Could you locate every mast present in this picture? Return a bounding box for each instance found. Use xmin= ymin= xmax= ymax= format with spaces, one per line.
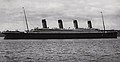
xmin=101 ymin=12 xmax=106 ymax=33
xmin=22 ymin=7 xmax=29 ymax=32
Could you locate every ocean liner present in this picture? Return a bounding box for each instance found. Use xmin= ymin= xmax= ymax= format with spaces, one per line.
xmin=2 ymin=7 xmax=117 ymax=39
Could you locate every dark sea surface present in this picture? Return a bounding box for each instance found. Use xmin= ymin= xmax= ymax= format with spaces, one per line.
xmin=0 ymin=37 xmax=120 ymax=62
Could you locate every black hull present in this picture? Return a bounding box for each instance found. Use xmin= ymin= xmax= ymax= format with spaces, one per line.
xmin=3 ymin=32 xmax=117 ymax=39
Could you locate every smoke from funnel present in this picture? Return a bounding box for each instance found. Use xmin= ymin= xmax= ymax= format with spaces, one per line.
xmin=42 ymin=19 xmax=47 ymax=28
xmin=88 ymin=21 xmax=92 ymax=28
xmin=58 ymin=19 xmax=63 ymax=29
xmin=73 ymin=20 xmax=78 ymax=29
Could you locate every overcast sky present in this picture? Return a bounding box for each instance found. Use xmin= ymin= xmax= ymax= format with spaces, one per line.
xmin=0 ymin=0 xmax=120 ymax=31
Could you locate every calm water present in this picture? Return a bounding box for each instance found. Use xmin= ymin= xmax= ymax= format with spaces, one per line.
xmin=0 ymin=37 xmax=120 ymax=62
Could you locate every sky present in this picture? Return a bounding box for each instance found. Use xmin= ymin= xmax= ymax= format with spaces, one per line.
xmin=0 ymin=0 xmax=120 ymax=31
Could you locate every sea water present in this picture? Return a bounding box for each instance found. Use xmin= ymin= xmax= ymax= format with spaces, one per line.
xmin=0 ymin=37 xmax=120 ymax=62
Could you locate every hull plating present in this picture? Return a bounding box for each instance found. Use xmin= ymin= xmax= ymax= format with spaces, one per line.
xmin=3 ymin=32 xmax=117 ymax=39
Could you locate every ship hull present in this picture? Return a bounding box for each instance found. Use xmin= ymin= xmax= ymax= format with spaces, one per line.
xmin=3 ymin=32 xmax=117 ymax=39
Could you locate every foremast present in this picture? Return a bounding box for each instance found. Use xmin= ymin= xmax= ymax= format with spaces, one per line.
xmin=101 ymin=12 xmax=106 ymax=33
xmin=22 ymin=7 xmax=29 ymax=32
